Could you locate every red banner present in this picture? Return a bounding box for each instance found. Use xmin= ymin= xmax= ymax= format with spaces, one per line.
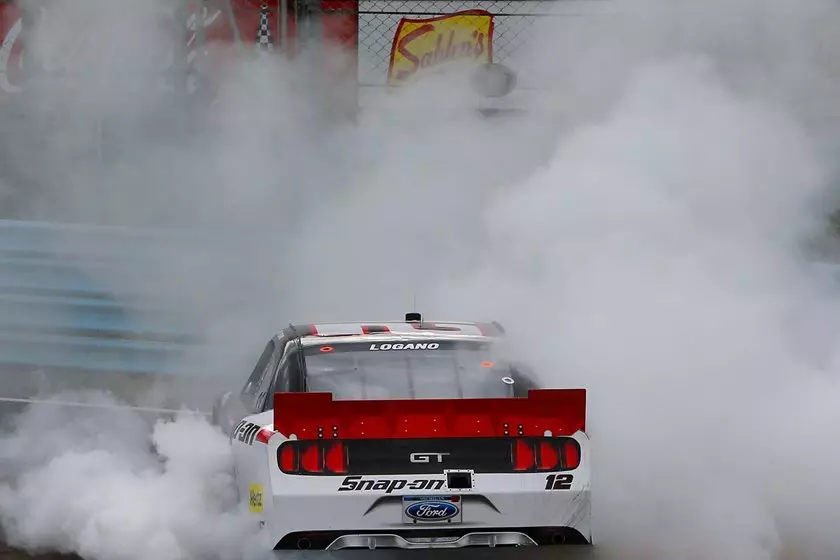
xmin=0 ymin=0 xmax=296 ymax=100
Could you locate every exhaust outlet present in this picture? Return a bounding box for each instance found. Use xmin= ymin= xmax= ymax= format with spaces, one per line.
xmin=297 ymin=538 xmax=312 ymax=550
xmin=550 ymin=533 xmax=566 ymax=545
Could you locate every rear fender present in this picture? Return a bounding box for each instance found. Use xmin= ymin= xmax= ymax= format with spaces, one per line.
xmin=230 ymin=410 xmax=275 ymax=522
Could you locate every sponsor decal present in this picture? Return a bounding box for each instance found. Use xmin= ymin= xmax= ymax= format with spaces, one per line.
xmin=338 ymin=475 xmax=446 ymax=494
xmin=387 ymin=9 xmax=494 ymax=87
xmin=369 ymin=342 xmax=440 ymax=351
xmin=544 ymin=473 xmax=574 ymax=491
xmin=404 ymin=499 xmax=460 ymax=522
xmin=249 ymin=483 xmax=264 ymax=513
xmin=233 ymin=419 xmax=261 ymax=446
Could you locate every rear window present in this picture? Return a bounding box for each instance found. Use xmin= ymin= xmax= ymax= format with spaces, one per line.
xmin=303 ymin=339 xmax=515 ymax=400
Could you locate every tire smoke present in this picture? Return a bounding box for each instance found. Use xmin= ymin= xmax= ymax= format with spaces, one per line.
xmin=1 ymin=0 xmax=840 ymax=559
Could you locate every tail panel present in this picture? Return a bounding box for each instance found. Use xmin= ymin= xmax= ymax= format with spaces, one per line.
xmin=276 ymin=435 xmax=582 ymax=475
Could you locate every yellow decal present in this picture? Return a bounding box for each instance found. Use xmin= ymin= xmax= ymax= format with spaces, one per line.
xmin=387 ymin=9 xmax=494 ymax=86
xmin=249 ymin=484 xmax=264 ymax=513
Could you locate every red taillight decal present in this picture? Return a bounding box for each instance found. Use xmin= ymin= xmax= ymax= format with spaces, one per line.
xmin=563 ymin=440 xmax=581 ymax=469
xmin=514 ymin=437 xmax=580 ymax=472
xmin=361 ymin=325 xmax=391 ymax=334
xmin=538 ymin=440 xmax=560 ymax=470
xmin=324 ymin=442 xmax=347 ymax=473
xmin=279 ymin=445 xmax=297 ymax=471
xmin=278 ymin=437 xmax=579 ymax=476
xmin=300 ymin=444 xmax=321 ymax=473
xmin=513 ymin=439 xmax=535 ymax=471
xmin=278 ymin=441 xmax=347 ymax=475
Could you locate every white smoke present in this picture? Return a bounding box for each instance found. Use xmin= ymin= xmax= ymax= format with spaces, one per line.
xmin=431 ymin=55 xmax=840 ymax=558
xmin=2 ymin=0 xmax=840 ymax=559
xmin=0 ymin=392 xmax=254 ymax=560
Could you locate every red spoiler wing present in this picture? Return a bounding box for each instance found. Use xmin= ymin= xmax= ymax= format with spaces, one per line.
xmin=274 ymin=389 xmax=586 ymax=440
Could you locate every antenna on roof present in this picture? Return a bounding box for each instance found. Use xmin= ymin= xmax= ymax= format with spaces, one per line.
xmin=406 ymin=292 xmax=422 ymax=322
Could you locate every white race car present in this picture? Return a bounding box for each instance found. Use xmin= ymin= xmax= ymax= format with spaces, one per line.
xmin=211 ymin=313 xmax=592 ymax=551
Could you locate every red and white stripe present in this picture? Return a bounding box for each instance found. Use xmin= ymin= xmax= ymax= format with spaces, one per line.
xmin=305 ymin=322 xmax=492 ymax=337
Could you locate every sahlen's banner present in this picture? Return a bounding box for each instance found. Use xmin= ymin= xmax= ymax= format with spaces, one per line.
xmin=387 ymin=9 xmax=494 ymax=86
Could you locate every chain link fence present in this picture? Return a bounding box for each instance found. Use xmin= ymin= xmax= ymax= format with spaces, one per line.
xmin=357 ymin=0 xmax=547 ymax=87
xmin=299 ymin=0 xmax=612 ymax=108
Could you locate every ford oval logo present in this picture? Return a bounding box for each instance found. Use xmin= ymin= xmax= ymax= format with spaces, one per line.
xmin=405 ymin=501 xmax=459 ymax=521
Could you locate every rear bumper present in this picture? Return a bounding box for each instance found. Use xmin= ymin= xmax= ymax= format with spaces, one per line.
xmin=264 ymin=467 xmax=592 ymax=550
xmin=264 ymin=484 xmax=591 ymax=548
xmin=274 ymin=526 xmax=591 ymax=550
xmin=266 ymin=479 xmax=591 ymax=550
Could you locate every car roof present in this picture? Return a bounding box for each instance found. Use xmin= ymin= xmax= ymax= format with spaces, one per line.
xmin=278 ymin=319 xmax=505 ymax=347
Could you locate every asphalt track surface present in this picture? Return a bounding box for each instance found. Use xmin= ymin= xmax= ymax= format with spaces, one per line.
xmin=0 ymin=544 xmax=76 ymax=560
xmin=0 ymin=546 xmax=606 ymax=560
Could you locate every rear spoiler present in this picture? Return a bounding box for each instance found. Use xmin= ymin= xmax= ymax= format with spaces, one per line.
xmin=274 ymin=389 xmax=586 ymax=440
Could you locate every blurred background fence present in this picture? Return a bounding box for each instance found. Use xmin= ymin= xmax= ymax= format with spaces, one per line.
xmin=0 ymin=219 xmax=268 ymax=407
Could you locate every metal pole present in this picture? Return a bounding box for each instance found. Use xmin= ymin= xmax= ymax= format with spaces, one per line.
xmin=172 ymin=0 xmax=188 ymax=96
xmin=96 ymin=117 xmax=103 ymax=162
xmin=280 ymin=0 xmax=288 ymax=55
xmin=169 ymin=0 xmax=189 ymax=138
xmin=195 ymin=0 xmax=207 ymax=66
xmin=217 ymin=0 xmax=248 ymax=55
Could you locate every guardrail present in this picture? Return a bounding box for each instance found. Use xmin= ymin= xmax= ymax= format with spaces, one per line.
xmin=0 ymin=219 xmax=257 ymax=379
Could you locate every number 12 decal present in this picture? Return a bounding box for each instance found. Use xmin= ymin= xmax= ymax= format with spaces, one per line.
xmin=545 ymin=474 xmax=574 ymax=490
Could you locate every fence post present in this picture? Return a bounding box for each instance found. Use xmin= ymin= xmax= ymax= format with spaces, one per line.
xmin=217 ymin=0 xmax=248 ymax=55
xmin=280 ymin=0 xmax=289 ymax=54
xmin=172 ymin=0 xmax=189 ymax=97
xmin=318 ymin=0 xmax=359 ymax=120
